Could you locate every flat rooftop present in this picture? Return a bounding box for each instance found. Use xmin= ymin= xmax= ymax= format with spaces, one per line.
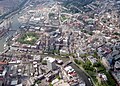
xmin=46 ymin=57 xmax=56 ymax=63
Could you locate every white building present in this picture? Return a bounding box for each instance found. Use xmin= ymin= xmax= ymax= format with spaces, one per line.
xmin=114 ymin=61 xmax=120 ymax=69
xmin=46 ymin=57 xmax=57 ymax=71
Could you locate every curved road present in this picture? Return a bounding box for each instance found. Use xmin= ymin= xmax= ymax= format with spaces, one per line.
xmin=70 ymin=63 xmax=93 ymax=86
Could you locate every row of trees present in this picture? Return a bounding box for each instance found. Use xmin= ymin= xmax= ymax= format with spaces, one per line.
xmin=74 ymin=52 xmax=116 ymax=86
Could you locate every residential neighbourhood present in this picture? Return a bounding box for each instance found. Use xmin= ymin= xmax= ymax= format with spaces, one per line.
xmin=0 ymin=0 xmax=120 ymax=86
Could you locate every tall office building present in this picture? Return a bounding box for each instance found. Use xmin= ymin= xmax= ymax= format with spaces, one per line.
xmin=47 ymin=57 xmax=57 ymax=71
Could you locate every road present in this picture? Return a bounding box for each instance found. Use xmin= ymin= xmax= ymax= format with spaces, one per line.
xmin=69 ymin=63 xmax=93 ymax=86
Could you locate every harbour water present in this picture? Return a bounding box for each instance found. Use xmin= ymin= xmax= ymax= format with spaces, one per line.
xmin=0 ymin=14 xmax=21 ymax=52
xmin=0 ymin=0 xmax=28 ymax=52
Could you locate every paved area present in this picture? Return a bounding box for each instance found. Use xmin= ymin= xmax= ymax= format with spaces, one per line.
xmin=53 ymin=80 xmax=70 ymax=86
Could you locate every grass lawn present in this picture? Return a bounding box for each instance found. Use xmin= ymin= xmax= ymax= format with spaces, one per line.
xmin=61 ymin=15 xmax=68 ymax=22
xmin=74 ymin=59 xmax=116 ymax=86
xmin=18 ymin=32 xmax=39 ymax=45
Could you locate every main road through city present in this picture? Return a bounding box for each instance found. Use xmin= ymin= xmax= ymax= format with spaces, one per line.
xmin=70 ymin=63 xmax=93 ymax=86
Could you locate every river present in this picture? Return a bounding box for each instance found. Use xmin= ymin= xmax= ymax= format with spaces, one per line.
xmin=0 ymin=0 xmax=29 ymax=52
xmin=70 ymin=63 xmax=93 ymax=86
xmin=0 ymin=14 xmax=22 ymax=52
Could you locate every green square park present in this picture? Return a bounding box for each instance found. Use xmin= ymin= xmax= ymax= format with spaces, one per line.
xmin=18 ymin=32 xmax=39 ymax=45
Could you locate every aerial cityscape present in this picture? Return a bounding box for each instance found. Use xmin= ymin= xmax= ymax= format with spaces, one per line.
xmin=0 ymin=0 xmax=119 ymax=86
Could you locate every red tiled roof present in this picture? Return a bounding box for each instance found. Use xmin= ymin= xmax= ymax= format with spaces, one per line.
xmin=0 ymin=61 xmax=7 ymax=65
